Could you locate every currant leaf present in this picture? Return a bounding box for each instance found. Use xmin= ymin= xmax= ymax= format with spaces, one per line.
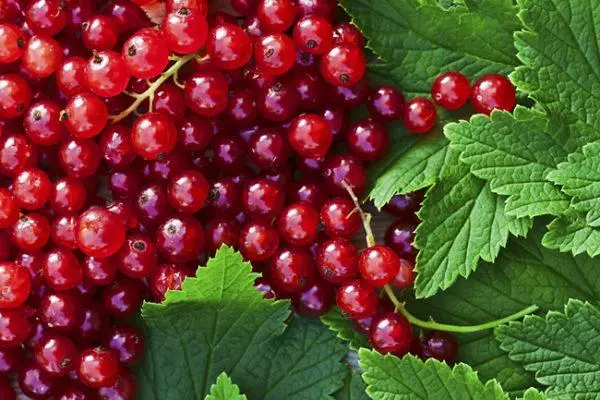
xmin=359 ymin=350 xmax=509 ymax=399
xmin=321 ymin=307 xmax=370 ymax=350
xmin=542 ymin=210 xmax=600 ymax=257
xmin=136 ymin=246 xmax=348 ymax=400
xmin=409 ymin=221 xmax=600 ymax=393
xmin=414 ymin=147 xmax=531 ymax=298
xmin=496 ymin=299 xmax=600 ymax=398
xmin=205 ymin=373 xmax=247 ymax=400
xmin=334 ymin=371 xmax=369 ymax=400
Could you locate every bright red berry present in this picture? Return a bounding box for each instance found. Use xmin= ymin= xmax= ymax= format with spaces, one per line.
xmin=288 ymin=114 xmax=333 ymax=159
xmin=0 ymin=262 xmax=31 ymax=309
xmin=359 ymin=245 xmax=401 ymax=287
xmin=320 ymin=45 xmax=366 ymax=87
xmin=76 ymin=207 xmax=126 ymax=259
xmin=368 ymin=85 xmax=405 ymax=121
xmin=471 ymin=73 xmax=516 ymax=115
xmin=239 ymin=220 xmax=280 ymax=261
xmin=34 ymin=334 xmax=77 ymax=377
xmin=164 ymin=7 xmax=209 ymax=54
xmin=403 ymin=97 xmax=437 ymax=134
xmin=269 ymin=247 xmax=316 ymax=293
xmin=131 ymin=112 xmax=178 ymax=160
xmin=63 ymin=92 xmax=109 ymax=138
xmin=370 ymin=312 xmax=412 ymax=356
xmin=0 ymin=23 xmax=26 ymax=63
xmin=206 ymin=23 xmax=252 ymax=70
xmin=336 ymin=279 xmax=378 ymax=318
xmin=431 ymin=71 xmax=470 ymax=110
xmin=77 ymin=347 xmax=120 ymax=389
xmin=278 ymin=202 xmax=319 ymax=246
xmin=316 ymin=238 xmax=359 ymax=284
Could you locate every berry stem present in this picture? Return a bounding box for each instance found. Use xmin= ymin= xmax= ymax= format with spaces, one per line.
xmin=341 ymin=183 xmax=539 ymax=333
xmin=110 ymin=52 xmax=197 ymax=123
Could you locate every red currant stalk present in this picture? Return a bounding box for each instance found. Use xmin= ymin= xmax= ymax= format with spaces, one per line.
xmin=111 ymin=52 xmax=200 ymax=123
xmin=342 ymin=182 xmax=539 ymax=333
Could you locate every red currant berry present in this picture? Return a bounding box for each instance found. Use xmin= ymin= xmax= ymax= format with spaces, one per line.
xmin=116 ymin=233 xmax=157 ymax=279
xmin=332 ymin=22 xmax=364 ymax=48
xmin=82 ymin=15 xmax=119 ymax=50
xmin=42 ymin=248 xmax=83 ymax=291
xmin=392 ymin=258 xmax=415 ymax=289
xmin=206 ymin=23 xmax=252 ymax=70
xmin=105 ymin=324 xmax=145 ymax=366
xmin=83 ymin=256 xmax=117 ymax=286
xmin=370 ymin=312 xmax=412 ymax=355
xmin=0 ymin=74 xmax=32 ymax=119
xmin=471 ymin=73 xmax=516 ymax=115
xmin=77 ymin=347 xmax=119 ymax=389
xmin=85 ymin=50 xmax=131 ymax=98
xmin=11 ymin=213 xmax=50 ymax=251
xmin=321 ymin=153 xmax=367 ymax=196
xmin=131 ymin=112 xmax=178 ymax=160
xmin=107 ymin=1 xmax=152 ymax=32
xmin=206 ymin=178 xmax=241 ymax=215
xmin=278 ymin=202 xmax=319 ymax=246
xmin=136 ymin=183 xmax=173 ymax=226
xmin=248 ymin=127 xmax=291 ymax=170
xmin=0 ymin=262 xmax=31 ymax=309
xmin=368 ymin=85 xmax=405 ymax=121
xmin=346 ymin=118 xmax=389 ymax=161
xmin=167 ymin=169 xmax=209 ymax=213
xmin=0 ymin=23 xmax=26 ymax=63
xmin=0 ymin=308 xmax=32 ymax=348
xmin=383 ymin=191 xmax=423 ymax=217
xmin=320 ymin=197 xmax=361 ymax=237
xmin=122 ymin=28 xmax=169 ymax=79
xmin=76 ymin=207 xmax=126 ymax=259
xmin=224 ymin=87 xmax=257 ymax=126
xmin=239 ymin=220 xmax=280 ymax=261
xmin=432 ymin=71 xmax=470 ymax=110
xmin=13 ymin=167 xmax=51 ymax=210
xmin=56 ymin=56 xmax=86 ymax=96
xmin=156 ymin=216 xmax=204 ymax=263
xmin=22 ymin=35 xmax=63 ymax=78
xmin=320 ymin=45 xmax=366 ymax=87
xmin=287 ymin=178 xmax=326 ymax=210
xmin=0 ymin=189 xmax=19 ymax=228
xmin=100 ymin=124 xmax=136 ymax=168
xmin=269 ymin=247 xmax=316 ymax=293
xmin=148 ymin=263 xmax=194 ymax=302
xmin=184 ymin=70 xmax=229 ymax=117
xmin=205 ymin=216 xmax=240 ymax=254
xmin=359 ymin=245 xmax=400 ymax=287
xmin=241 ymin=178 xmax=285 ymax=220
xmin=49 ymin=178 xmax=86 ymax=216
xmin=23 ymin=100 xmax=63 ymax=146
xmin=385 ymin=218 xmax=417 ymax=262
xmin=39 ymin=291 xmax=80 ymax=332
xmin=211 ymin=134 xmax=247 ymax=171
xmin=292 ymin=280 xmax=334 ymax=316
xmin=316 ymin=238 xmax=358 ymax=284
xmin=296 ymin=0 xmax=336 ymax=20
xmin=418 ymin=331 xmax=459 ymax=364
xmin=18 ymin=360 xmax=59 ymax=399
xmin=289 ymin=113 xmax=333 ymax=159
xmin=336 ymin=279 xmax=378 ymax=318
xmin=164 ymin=7 xmax=208 ymax=55
xmin=257 ymin=0 xmax=296 ymax=33
xmin=25 ymin=0 xmax=67 ymax=35
xmin=59 ymin=138 xmax=102 ymax=178
xmin=255 ymin=33 xmax=296 ymax=77
xmin=63 ymin=92 xmax=109 ymax=138
xmin=0 ymin=346 xmax=23 ymax=375
xmin=34 ymin=334 xmax=77 ymax=377
xmin=293 ymin=15 xmax=333 ymax=55
xmin=97 ymin=367 xmax=137 ymax=400
xmin=102 ymin=278 xmax=145 ymax=317
xmin=403 ymin=97 xmax=437 ymax=134
xmin=75 ymin=302 xmax=110 ymax=345
xmin=153 ymin=82 xmax=186 ymax=120
xmin=257 ymin=79 xmax=300 ymax=121
xmin=177 ymin=114 xmax=214 ymax=151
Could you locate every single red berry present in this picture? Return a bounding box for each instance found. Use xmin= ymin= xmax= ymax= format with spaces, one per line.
xmin=403 ymin=97 xmax=437 ymax=134
xmin=359 ymin=245 xmax=401 ymax=287
xmin=13 ymin=167 xmax=52 ymax=210
xmin=22 ymin=34 xmax=63 ymax=78
xmin=296 ymin=0 xmax=336 ymax=20
xmin=332 ymin=22 xmax=364 ymax=48
xmin=336 ymin=279 xmax=378 ymax=318
xmin=100 ymin=124 xmax=137 ymax=168
xmin=59 ymin=138 xmax=102 ymax=178
xmin=177 ymin=114 xmax=215 ymax=151
xmin=11 ymin=213 xmax=51 ymax=251
xmin=292 ymin=280 xmax=334 ymax=316
xmin=84 ymin=50 xmax=131 ymax=97
xmin=370 ymin=312 xmax=412 ymax=356
xmin=278 ymin=202 xmax=319 ymax=246
xmin=76 ymin=207 xmax=126 ymax=259
xmin=164 ymin=7 xmax=208 ymax=55
xmin=248 ymin=127 xmax=291 ymax=170
xmin=288 ymin=113 xmax=333 ymax=159
xmin=105 ymin=324 xmax=145 ymax=365
xmin=205 ymin=216 xmax=240 ymax=254
xmin=320 ymin=197 xmax=361 ymax=237
xmin=83 ymin=256 xmax=118 ymax=286
xmin=293 ymin=15 xmax=333 ymax=55
xmin=42 ymin=248 xmax=83 ymax=291
xmin=385 ymin=218 xmax=417 ymax=262
xmin=206 ymin=23 xmax=252 ymax=70
xmin=241 ymin=178 xmax=285 ymax=220
xmin=77 ymin=347 xmax=120 ymax=389
xmin=50 ymin=178 xmax=87 ymax=216
xmin=107 ymin=1 xmax=152 ymax=32
xmin=82 ymin=15 xmax=119 ymax=50
xmin=321 ymin=153 xmax=367 ymax=196
xmin=135 ymin=183 xmax=173 ymax=226
xmin=254 ymin=33 xmax=296 ymax=76
xmin=0 ymin=347 xmax=23 ymax=375
xmin=25 ymin=0 xmax=67 ymax=35
xmin=116 ymin=233 xmax=158 ymax=278
xmin=320 ymin=45 xmax=366 ymax=87
xmin=316 ymin=238 xmax=359 ymax=284
xmin=102 ymin=278 xmax=145 ymax=317
xmin=24 ymin=100 xmax=63 ymax=146
xmin=383 ymin=191 xmax=423 ymax=218
xmin=153 ymin=83 xmax=186 ymax=120
xmin=56 ymin=56 xmax=87 ymax=96
xmin=0 ymin=262 xmax=31 ymax=309
xmin=418 ymin=331 xmax=459 ymax=364
xmin=392 ymin=258 xmax=415 ymax=289
xmin=211 ymin=135 xmax=247 ymax=171
xmin=75 ymin=302 xmax=110 ymax=345
xmin=131 ymin=112 xmax=178 ymax=160
xmin=156 ymin=216 xmax=204 ymax=263
xmin=239 ymin=220 xmax=280 ymax=261
xmin=257 ymin=0 xmax=296 ymax=33
xmin=320 ymin=105 xmax=347 ymax=141
xmin=368 ymin=85 xmax=405 ymax=121
xmin=346 ymin=118 xmax=390 ymax=161
xmin=167 ymin=169 xmax=209 ymax=214
xmin=471 ymin=73 xmax=516 ymax=115
xmin=63 ymin=92 xmax=109 ymax=138
xmin=34 ymin=334 xmax=77 ymax=377
xmin=257 ymin=79 xmax=300 ymax=121
xmin=287 ymin=178 xmax=326 ymax=210
xmin=432 ymin=71 xmax=470 ymax=110
xmin=148 ymin=263 xmax=194 ymax=302
xmin=97 ymin=367 xmax=137 ymax=400
xmin=269 ymin=247 xmax=316 ymax=293
xmin=18 ymin=360 xmax=59 ymax=399
xmin=206 ymin=178 xmax=241 ymax=216
xmin=122 ymin=28 xmax=170 ymax=79
xmin=39 ymin=291 xmax=80 ymax=333
xmin=0 ymin=23 xmax=26 ymax=63
xmin=184 ymin=70 xmax=229 ymax=117
xmin=0 ymin=74 xmax=32 ymax=119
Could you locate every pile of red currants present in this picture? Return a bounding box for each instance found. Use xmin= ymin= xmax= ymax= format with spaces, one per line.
xmin=0 ymin=0 xmax=517 ymax=398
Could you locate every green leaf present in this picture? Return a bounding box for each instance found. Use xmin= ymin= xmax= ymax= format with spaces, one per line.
xmin=542 ymin=211 xmax=600 ymax=257
xmin=446 ymin=107 xmax=570 ymax=218
xmin=334 ymin=371 xmax=369 ymax=400
xmin=518 ymin=388 xmax=546 ymax=400
xmin=205 ymin=373 xmax=247 ymax=400
xmin=409 ymin=221 xmax=600 ymax=393
xmin=512 ymin=0 xmax=600 ymax=131
xmin=136 ymin=247 xmax=347 ymax=400
xmin=359 ymin=350 xmax=508 ymax=399
xmin=321 ymin=307 xmax=370 ymax=350
xmin=496 ymin=299 xmax=600 ymax=398
xmin=413 ymin=147 xmax=530 ymax=298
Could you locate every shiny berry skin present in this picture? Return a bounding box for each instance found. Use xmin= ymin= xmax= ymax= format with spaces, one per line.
xmin=77 ymin=347 xmax=120 ymax=389
xmin=241 ymin=178 xmax=285 ymax=220
xmin=332 ymin=22 xmax=364 ymax=48
xmin=392 ymin=258 xmax=415 ymax=289
xmin=23 ymin=100 xmax=63 ymax=146
xmin=167 ymin=169 xmax=209 ymax=213
xmin=321 ymin=45 xmax=366 ymax=87
xmin=254 ymin=33 xmax=296 ymax=76
xmin=177 ymin=114 xmax=214 ymax=151
xmin=106 ymin=1 xmax=151 ymax=32
xmin=289 ymin=114 xmax=333 ymax=159
xmin=153 ymin=83 xmax=186 ymax=120
xmin=248 ymin=127 xmax=291 ymax=170
xmin=293 ymin=15 xmax=333 ymax=55
xmin=0 ymin=135 xmax=39 ymax=178
xmin=239 ymin=220 xmax=280 ymax=261
xmin=316 ymin=238 xmax=358 ymax=284
xmin=327 ymin=77 xmax=369 ymax=107
xmin=257 ymin=79 xmax=300 ymax=121
xmin=0 ymin=347 xmax=23 ymax=374
xmin=100 ymin=124 xmax=136 ymax=168
xmin=25 ymin=0 xmax=67 ymax=35
xmin=83 ymin=256 xmax=117 ymax=286
xmin=0 ymin=74 xmax=32 ymax=119
xmin=336 ymin=279 xmax=378 ymax=318
xmin=136 ymin=183 xmax=172 ymax=226
xmin=55 ymin=382 xmax=95 ymax=400
xmin=156 ymin=216 xmax=204 ymax=263
xmin=63 ymin=92 xmax=109 ymax=138
xmin=0 ymin=262 xmax=31 ymax=308
xmin=206 ymin=178 xmax=240 ymax=215
xmin=22 ymin=35 xmax=63 ymax=78
xmin=346 ymin=118 xmax=390 ymax=161
xmin=184 ymin=70 xmax=229 ymax=117
xmin=292 ymin=280 xmax=334 ymax=316
xmin=320 ymin=197 xmax=361 ymax=237
xmin=257 ymin=0 xmax=296 ymax=33
xmin=370 ymin=312 xmax=412 ymax=356
xmin=18 ymin=360 xmax=59 ymax=399
xmin=269 ymin=247 xmax=316 ymax=293
xmin=225 ymin=87 xmax=257 ymax=126
xmin=13 ymin=168 xmax=51 ymax=211
xmin=211 ymin=135 xmax=247 ymax=171
xmin=102 ymin=278 xmax=145 ymax=317
xmin=206 ymin=23 xmax=252 ymax=70
xmin=287 ymin=178 xmax=326 ymax=210
xmin=56 ymin=56 xmax=86 ymax=96
xmin=49 ymin=178 xmax=86 ymax=216
xmin=0 ymin=23 xmax=26 ymax=63
xmin=432 ymin=71 xmax=470 ymax=110
xmin=148 ymin=263 xmax=194 ymax=302
xmin=278 ymin=202 xmax=319 ymax=246
xmin=383 ymin=191 xmax=423 ymax=217
xmin=116 ymin=233 xmax=157 ymax=278
xmin=205 ymin=216 xmax=240 ymax=253
xmin=82 ymin=15 xmax=119 ymax=50
xmin=59 ymin=138 xmax=102 ymax=178
xmin=85 ymin=51 xmax=131 ymax=98
xmin=403 ymin=97 xmax=437 ymax=134
xmin=131 ymin=112 xmax=178 ymax=160
xmin=164 ymin=8 xmax=208 ymax=55
xmin=98 ymin=367 xmax=137 ymax=400
xmin=0 ymin=189 xmax=19 ymax=228
xmin=74 ymin=302 xmax=110 ymax=345
xmin=34 ymin=334 xmax=77 ymax=377
xmin=321 ymin=153 xmax=367 ymax=196
xmin=359 ymin=245 xmax=401 ymax=287
xmin=105 ymin=324 xmax=145 ymax=366
xmin=76 ymin=208 xmax=126 ymax=259
xmin=0 ymin=308 xmax=32 ymax=348
xmin=368 ymin=85 xmax=405 ymax=121
xmin=416 ymin=331 xmax=459 ymax=364
xmin=42 ymin=248 xmax=83 ymax=291
xmin=385 ymin=218 xmax=417 ymax=261
xmin=122 ymin=28 xmax=169 ymax=79
xmin=11 ymin=213 xmax=50 ymax=252
xmin=39 ymin=291 xmax=80 ymax=332
xmin=471 ymin=73 xmax=516 ymax=115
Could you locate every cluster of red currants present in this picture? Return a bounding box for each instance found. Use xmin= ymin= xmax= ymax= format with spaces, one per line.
xmin=0 ymin=0 xmax=518 ymax=398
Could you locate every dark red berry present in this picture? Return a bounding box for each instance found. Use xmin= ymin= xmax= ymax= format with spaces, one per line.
xmin=346 ymin=118 xmax=390 ymax=161
xmin=321 ymin=153 xmax=367 ymax=196
xmin=105 ymin=324 xmax=145 ymax=365
xmin=370 ymin=312 xmax=412 ymax=356
xmin=102 ymin=278 xmax=145 ymax=317
xmin=34 ymin=334 xmax=77 ymax=377
xmin=292 ymin=280 xmax=334 ymax=316
xmin=156 ymin=216 xmax=204 ymax=263
xmin=336 ymin=279 xmax=378 ymax=318
xmin=288 ymin=114 xmax=333 ymax=159
xmin=392 ymin=258 xmax=415 ymax=289
xmin=316 ymin=238 xmax=359 ymax=284
xmin=269 ymin=247 xmax=316 ymax=293
xmin=385 ymin=218 xmax=417 ymax=261
xmin=239 ymin=220 xmax=280 ymax=261
xmin=206 ymin=23 xmax=252 ymax=70
xmin=148 ymin=263 xmax=194 ymax=302
xmin=368 ymin=85 xmax=405 ymax=121
xmin=241 ymin=178 xmax=285 ymax=220
xmin=77 ymin=347 xmax=120 ymax=389
xmin=185 ymin=70 xmax=229 ymax=117
xmin=320 ymin=197 xmax=361 ymax=237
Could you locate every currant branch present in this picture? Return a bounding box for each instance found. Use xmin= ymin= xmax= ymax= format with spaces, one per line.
xmin=110 ymin=52 xmax=198 ymax=123
xmin=341 ymin=182 xmax=539 ymax=333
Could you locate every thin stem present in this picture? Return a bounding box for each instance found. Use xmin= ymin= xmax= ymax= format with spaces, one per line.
xmin=110 ymin=52 xmax=196 ymax=123
xmin=341 ymin=181 xmax=375 ymax=247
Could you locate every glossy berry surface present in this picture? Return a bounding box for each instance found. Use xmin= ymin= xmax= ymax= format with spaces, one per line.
xmin=148 ymin=263 xmax=193 ymax=302
xmin=0 ymin=262 xmax=31 ymax=308
xmin=241 ymin=178 xmax=285 ymax=220
xmin=292 ymin=280 xmax=334 ymax=316
xmin=269 ymin=247 xmax=316 ymax=293
xmin=414 ymin=331 xmax=459 ymax=364
xmin=403 ymin=97 xmax=437 ymax=134
xmin=278 ymin=202 xmax=319 ymax=246
xmin=321 ymin=45 xmax=366 ymax=87
xmin=156 ymin=216 xmax=204 ymax=263
xmin=368 ymin=85 xmax=405 ymax=121
xmin=254 ymin=33 xmax=296 ymax=76
xmin=84 ymin=50 xmax=131 ymax=98
xmin=131 ymin=112 xmax=178 ymax=160
xmin=359 ymin=245 xmax=401 ymax=287
xmin=336 ymin=279 xmax=378 ymax=318
xmin=385 ymin=218 xmax=417 ymax=261
xmin=34 ymin=334 xmax=77 ymax=377
xmin=316 ymin=238 xmax=359 ymax=284
xmin=105 ymin=324 xmax=145 ymax=365
xmin=206 ymin=23 xmax=252 ymax=70
xmin=370 ymin=312 xmax=412 ymax=355
xmin=77 ymin=347 xmax=120 ymax=389
xmin=471 ymin=73 xmax=516 ymax=115
xmin=432 ymin=71 xmax=470 ymax=110
xmin=346 ymin=118 xmax=389 ymax=161
xmin=320 ymin=197 xmax=361 ymax=237
xmin=392 ymin=258 xmax=416 ymax=289
xmin=76 ymin=208 xmax=126 ymax=259
xmin=289 ymin=114 xmax=333 ymax=159
xmin=239 ymin=220 xmax=280 ymax=261
xmin=293 ymin=15 xmax=333 ymax=55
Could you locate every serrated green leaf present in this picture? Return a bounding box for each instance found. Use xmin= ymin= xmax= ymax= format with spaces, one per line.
xmin=496 ymin=299 xmax=600 ymax=398
xmin=446 ymin=107 xmax=570 ymax=218
xmin=359 ymin=350 xmax=508 ymax=399
xmin=334 ymin=371 xmax=369 ymax=400
xmin=542 ymin=211 xmax=600 ymax=257
xmin=518 ymin=388 xmax=546 ymax=400
xmin=136 ymin=247 xmax=347 ymax=400
xmin=409 ymin=221 xmax=600 ymax=393
xmin=321 ymin=307 xmax=370 ymax=350
xmin=205 ymin=373 xmax=247 ymax=400
xmin=414 ymin=148 xmax=529 ymax=298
